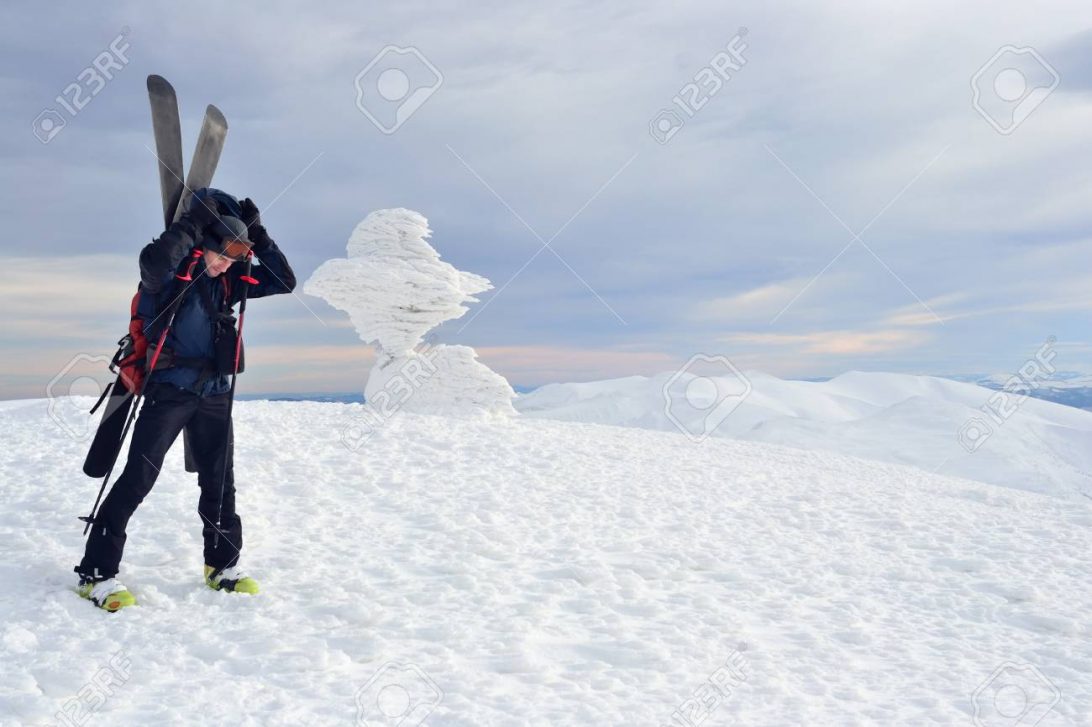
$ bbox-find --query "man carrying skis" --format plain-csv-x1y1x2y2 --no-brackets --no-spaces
75,190,295,611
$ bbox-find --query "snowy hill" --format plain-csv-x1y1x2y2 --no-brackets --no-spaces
516,371,1092,500
2,397,1090,725
954,372,1092,412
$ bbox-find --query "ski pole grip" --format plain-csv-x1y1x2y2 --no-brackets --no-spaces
176,249,203,281
240,254,257,285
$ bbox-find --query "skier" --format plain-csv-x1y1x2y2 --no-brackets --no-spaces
75,192,296,611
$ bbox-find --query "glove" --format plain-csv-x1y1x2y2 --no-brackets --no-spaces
186,194,222,234
239,197,261,230
240,197,273,254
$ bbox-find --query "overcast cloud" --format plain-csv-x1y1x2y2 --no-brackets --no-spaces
2,1,1091,397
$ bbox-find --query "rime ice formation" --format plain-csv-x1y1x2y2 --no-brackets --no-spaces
304,208,515,416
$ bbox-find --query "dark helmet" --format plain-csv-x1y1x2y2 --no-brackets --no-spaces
207,215,253,260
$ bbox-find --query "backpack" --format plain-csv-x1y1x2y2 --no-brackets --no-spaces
84,188,246,479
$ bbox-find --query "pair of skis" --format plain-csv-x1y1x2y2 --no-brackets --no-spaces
147,77,226,476
148,75,228,228
82,76,228,495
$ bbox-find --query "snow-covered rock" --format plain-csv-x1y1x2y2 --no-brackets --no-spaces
365,344,515,417
304,209,515,416
517,370,1092,499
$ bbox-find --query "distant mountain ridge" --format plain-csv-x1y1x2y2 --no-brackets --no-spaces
515,370,1092,500
248,374,1092,411
945,371,1092,411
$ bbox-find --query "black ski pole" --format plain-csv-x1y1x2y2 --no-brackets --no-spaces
79,250,204,534
212,253,257,549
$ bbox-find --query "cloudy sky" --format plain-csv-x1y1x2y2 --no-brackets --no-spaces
3,1,1092,398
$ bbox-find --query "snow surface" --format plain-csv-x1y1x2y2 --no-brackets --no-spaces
304,209,515,416
516,371,1092,500
2,396,1091,725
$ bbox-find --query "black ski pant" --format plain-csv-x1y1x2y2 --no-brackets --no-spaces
77,382,241,580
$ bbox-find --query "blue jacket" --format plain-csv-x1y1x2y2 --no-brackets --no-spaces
137,212,296,396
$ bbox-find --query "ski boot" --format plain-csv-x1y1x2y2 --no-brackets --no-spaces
77,576,137,612
204,565,259,594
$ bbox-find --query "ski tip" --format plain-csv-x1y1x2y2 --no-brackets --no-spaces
147,74,173,91
205,104,228,129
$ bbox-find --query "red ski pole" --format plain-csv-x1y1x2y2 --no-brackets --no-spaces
212,252,257,549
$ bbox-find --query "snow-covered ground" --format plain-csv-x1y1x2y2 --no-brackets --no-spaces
1,396,1090,725
517,371,1092,501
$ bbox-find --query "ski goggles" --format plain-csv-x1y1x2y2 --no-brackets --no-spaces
214,239,253,262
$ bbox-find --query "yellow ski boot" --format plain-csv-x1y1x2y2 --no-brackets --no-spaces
204,565,260,594
77,577,137,612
